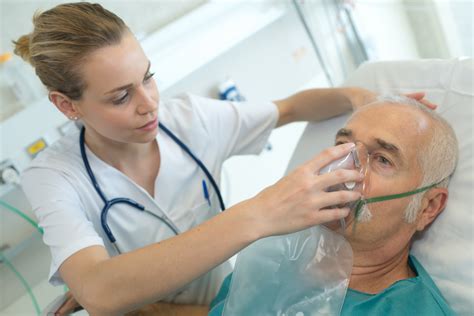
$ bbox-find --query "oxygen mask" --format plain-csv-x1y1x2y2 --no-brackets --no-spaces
319,142,370,232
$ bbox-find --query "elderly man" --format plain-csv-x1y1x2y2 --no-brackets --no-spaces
208,95,458,316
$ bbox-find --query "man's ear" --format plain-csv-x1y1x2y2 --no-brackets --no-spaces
49,91,81,120
416,188,448,231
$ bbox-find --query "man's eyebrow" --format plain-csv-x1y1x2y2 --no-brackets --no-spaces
335,128,352,138
375,138,401,156
104,61,151,95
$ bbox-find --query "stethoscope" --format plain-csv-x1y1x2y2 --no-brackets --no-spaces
79,122,226,254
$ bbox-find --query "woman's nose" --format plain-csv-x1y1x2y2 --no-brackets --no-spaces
136,86,157,114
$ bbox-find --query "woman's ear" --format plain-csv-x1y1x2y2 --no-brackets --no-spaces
416,188,448,231
49,91,81,120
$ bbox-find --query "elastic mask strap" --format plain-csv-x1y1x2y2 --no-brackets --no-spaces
353,181,443,221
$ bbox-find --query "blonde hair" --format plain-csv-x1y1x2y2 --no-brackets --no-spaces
12,2,128,100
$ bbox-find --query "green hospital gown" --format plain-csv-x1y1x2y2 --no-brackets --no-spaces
208,255,456,316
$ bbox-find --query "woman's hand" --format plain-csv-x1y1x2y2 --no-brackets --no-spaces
349,88,438,111
246,142,363,237
404,92,437,110
54,291,82,315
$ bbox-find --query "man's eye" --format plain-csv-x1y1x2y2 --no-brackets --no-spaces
335,140,347,146
376,155,392,166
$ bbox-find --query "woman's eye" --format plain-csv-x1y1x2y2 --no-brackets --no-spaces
112,92,129,105
144,72,155,83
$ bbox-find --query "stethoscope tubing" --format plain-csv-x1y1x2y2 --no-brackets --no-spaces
79,123,225,253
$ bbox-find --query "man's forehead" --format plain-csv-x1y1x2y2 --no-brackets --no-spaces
336,104,432,162
347,103,431,133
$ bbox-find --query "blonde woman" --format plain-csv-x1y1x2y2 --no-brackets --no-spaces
16,2,433,315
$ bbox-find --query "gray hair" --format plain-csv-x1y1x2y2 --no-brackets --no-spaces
367,94,459,223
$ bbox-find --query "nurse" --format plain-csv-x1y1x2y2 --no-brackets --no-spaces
16,2,432,315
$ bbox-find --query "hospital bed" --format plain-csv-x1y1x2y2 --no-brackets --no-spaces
41,59,473,315
286,58,474,315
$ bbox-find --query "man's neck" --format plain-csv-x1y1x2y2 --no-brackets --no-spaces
349,244,415,294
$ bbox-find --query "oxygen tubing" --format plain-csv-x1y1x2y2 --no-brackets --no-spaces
0,198,43,316
352,181,441,234
0,251,41,315
0,199,43,235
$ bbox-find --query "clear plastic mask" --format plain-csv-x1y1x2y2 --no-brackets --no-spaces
318,142,370,231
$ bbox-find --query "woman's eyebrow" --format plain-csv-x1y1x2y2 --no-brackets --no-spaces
104,61,151,95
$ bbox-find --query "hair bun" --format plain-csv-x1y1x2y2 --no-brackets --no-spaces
13,34,32,64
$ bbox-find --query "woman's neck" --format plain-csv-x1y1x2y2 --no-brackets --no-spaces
84,127,158,170
349,244,415,294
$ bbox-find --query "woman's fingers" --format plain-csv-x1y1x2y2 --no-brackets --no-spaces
404,92,438,110
305,143,355,173
314,190,360,210
55,292,81,315
315,169,363,190
405,91,425,100
311,207,350,224
418,98,437,110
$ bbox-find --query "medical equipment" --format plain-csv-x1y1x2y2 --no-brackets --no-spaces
219,146,369,315
318,142,370,231
353,180,444,221
293,0,369,86
219,79,245,102
0,199,44,315
222,225,352,316
287,58,474,315
80,122,226,254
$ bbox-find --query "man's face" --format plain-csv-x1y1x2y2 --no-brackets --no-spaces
333,103,433,252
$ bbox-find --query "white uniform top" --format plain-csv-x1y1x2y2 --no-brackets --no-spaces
21,94,278,304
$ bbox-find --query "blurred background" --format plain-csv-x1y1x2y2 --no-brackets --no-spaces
0,0,472,314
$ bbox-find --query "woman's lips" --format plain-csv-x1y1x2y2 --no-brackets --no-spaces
138,117,158,131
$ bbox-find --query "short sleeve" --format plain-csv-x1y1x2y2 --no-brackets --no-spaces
187,94,279,160
21,167,104,285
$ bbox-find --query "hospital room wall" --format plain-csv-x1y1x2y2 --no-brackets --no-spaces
162,8,324,207
0,0,206,51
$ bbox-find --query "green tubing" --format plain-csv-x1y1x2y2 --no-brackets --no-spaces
0,199,43,315
0,199,43,235
0,251,42,316
352,181,442,234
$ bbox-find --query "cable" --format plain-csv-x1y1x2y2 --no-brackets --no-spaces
0,199,43,315
0,251,41,315
0,199,43,235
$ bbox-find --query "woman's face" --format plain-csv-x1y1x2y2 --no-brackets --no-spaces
74,32,159,144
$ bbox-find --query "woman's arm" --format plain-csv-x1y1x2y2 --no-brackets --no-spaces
273,87,375,127
59,143,361,315
274,88,437,127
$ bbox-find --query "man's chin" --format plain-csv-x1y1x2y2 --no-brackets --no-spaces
324,216,356,236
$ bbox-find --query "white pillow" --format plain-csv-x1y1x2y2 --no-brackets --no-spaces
286,58,474,316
